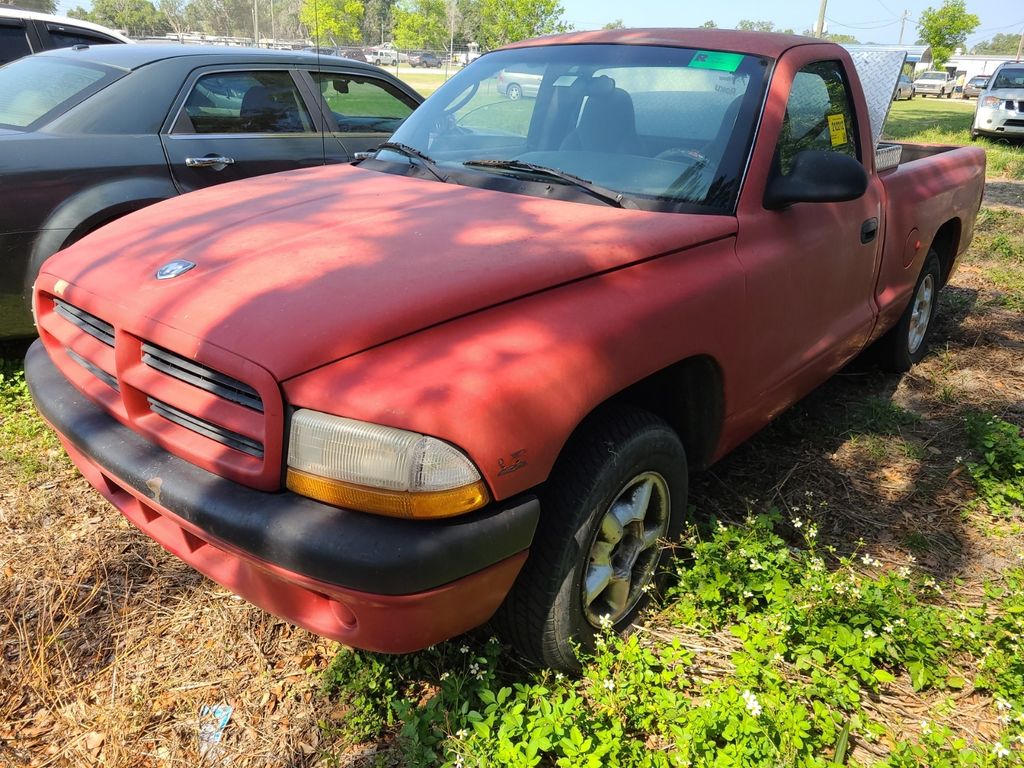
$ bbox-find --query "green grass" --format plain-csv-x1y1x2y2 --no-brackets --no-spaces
884,98,1024,180
397,71,450,97
0,356,63,481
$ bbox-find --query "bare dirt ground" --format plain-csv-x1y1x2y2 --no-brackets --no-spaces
983,180,1024,210
1,197,1022,767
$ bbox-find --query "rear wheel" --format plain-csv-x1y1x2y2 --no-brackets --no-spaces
877,251,942,372
492,405,688,672
506,83,522,101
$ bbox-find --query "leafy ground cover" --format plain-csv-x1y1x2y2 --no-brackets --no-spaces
1,200,1022,765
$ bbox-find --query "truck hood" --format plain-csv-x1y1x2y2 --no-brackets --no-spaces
41,164,736,380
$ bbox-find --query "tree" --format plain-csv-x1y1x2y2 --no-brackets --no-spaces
158,0,188,34
70,0,168,35
917,0,979,67
300,0,363,45
393,0,446,48
801,28,859,43
1,0,57,13
736,19,794,34
477,0,570,49
602,19,624,30
971,32,1021,56
699,20,717,29
361,0,394,44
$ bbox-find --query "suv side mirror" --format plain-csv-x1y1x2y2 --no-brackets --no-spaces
764,150,868,210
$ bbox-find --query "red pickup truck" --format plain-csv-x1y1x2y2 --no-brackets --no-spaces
26,29,985,671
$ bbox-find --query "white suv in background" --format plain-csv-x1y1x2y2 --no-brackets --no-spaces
913,70,953,98
0,7,130,65
972,62,1024,140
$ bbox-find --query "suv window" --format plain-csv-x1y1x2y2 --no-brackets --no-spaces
46,24,120,48
991,67,1024,90
312,72,416,133
777,60,858,175
179,71,315,134
0,23,32,65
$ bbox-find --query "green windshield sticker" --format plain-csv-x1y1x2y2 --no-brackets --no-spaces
689,50,744,72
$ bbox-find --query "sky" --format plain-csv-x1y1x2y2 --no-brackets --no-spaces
559,0,1023,49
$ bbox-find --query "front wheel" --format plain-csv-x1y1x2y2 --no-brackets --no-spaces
491,405,688,672
876,251,942,372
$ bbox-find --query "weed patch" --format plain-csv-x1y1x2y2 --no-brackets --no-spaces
965,413,1024,516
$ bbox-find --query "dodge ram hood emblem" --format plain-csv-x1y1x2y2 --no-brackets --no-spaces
155,259,196,280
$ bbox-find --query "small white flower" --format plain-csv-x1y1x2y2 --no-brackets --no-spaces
468,662,480,675
997,698,1013,710
595,635,606,648
998,713,1011,724
993,742,1010,758
791,518,803,529
861,553,880,567
743,590,754,598
806,524,818,540
742,690,762,717
955,455,963,463
863,628,877,638
921,719,932,735
603,678,615,691
459,644,470,654
907,554,917,564
808,557,825,572
440,671,451,681
554,672,564,681
883,624,895,635
897,566,912,578
749,558,764,571
489,635,500,645
456,728,469,740
805,490,814,497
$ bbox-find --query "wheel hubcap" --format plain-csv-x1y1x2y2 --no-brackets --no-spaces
582,472,670,627
908,273,935,354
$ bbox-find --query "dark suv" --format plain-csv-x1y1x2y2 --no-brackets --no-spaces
0,7,129,65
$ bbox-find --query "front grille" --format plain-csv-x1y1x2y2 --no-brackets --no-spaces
54,300,114,346
148,397,264,457
40,294,280,489
142,343,263,412
1005,119,1024,128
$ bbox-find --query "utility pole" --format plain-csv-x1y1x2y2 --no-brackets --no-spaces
253,0,260,47
1017,25,1023,61
814,0,827,37
898,10,909,45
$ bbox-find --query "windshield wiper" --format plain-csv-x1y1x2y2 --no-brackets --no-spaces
375,141,448,182
462,159,637,209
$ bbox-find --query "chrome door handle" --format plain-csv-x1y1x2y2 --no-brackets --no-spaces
185,156,236,168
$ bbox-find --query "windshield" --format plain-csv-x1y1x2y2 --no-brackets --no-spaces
375,44,771,213
991,68,1024,90
918,72,946,81
0,56,119,130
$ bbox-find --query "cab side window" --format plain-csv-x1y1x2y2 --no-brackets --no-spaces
777,60,858,175
312,73,417,134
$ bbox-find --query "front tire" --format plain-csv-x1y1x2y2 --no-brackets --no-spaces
877,251,942,372
492,405,688,672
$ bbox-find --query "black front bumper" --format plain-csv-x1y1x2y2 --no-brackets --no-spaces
25,340,540,595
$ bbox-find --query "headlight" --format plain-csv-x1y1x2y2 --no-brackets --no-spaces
980,96,1002,108
286,409,489,518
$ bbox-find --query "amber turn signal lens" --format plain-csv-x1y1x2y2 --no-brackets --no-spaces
287,468,490,519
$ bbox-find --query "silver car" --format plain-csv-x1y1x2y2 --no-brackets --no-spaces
972,64,1024,140
496,64,545,100
962,75,990,99
893,74,914,100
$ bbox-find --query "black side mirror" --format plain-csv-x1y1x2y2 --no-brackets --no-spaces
764,150,868,210
332,79,350,94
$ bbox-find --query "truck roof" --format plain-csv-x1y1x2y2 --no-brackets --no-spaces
501,28,826,59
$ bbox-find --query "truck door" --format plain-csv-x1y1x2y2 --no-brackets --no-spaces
734,46,883,415
162,68,327,194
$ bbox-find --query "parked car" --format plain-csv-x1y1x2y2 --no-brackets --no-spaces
496,64,544,99
972,62,1024,140
408,51,440,68
26,29,985,671
0,6,129,65
893,74,914,100
367,43,405,66
962,74,990,99
913,70,953,98
337,47,367,62
0,44,421,339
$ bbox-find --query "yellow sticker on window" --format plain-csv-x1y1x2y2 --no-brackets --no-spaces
827,114,848,147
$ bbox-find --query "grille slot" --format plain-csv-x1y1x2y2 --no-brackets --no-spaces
66,348,119,391
142,343,263,412
54,300,114,346
148,397,264,457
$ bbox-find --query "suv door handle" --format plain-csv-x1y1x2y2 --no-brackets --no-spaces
861,217,878,244
185,156,235,168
